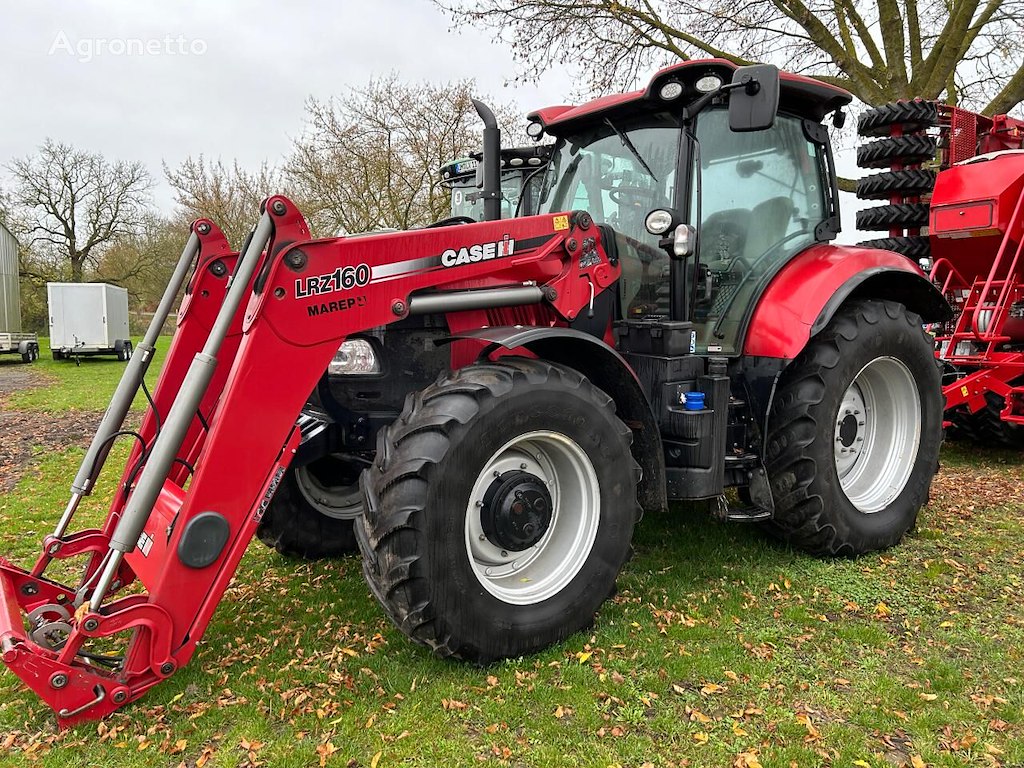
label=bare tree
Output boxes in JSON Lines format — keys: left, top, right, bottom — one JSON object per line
{"left": 286, "top": 75, "right": 520, "bottom": 235}
{"left": 5, "top": 139, "right": 153, "bottom": 282}
{"left": 93, "top": 213, "right": 186, "bottom": 304}
{"left": 439, "top": 0, "right": 1024, "bottom": 114}
{"left": 164, "top": 157, "right": 284, "bottom": 246}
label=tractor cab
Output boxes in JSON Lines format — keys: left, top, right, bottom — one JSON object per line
{"left": 439, "top": 145, "right": 551, "bottom": 220}
{"left": 527, "top": 60, "right": 849, "bottom": 354}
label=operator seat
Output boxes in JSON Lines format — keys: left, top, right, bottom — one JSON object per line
{"left": 700, "top": 208, "right": 751, "bottom": 268}
{"left": 743, "top": 196, "right": 795, "bottom": 261}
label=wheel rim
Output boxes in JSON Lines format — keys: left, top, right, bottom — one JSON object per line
{"left": 465, "top": 430, "right": 601, "bottom": 605}
{"left": 294, "top": 460, "right": 363, "bottom": 520}
{"left": 833, "top": 356, "right": 922, "bottom": 513}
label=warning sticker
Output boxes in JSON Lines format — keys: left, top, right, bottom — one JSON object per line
{"left": 553, "top": 215, "right": 570, "bottom": 231}
{"left": 961, "top": 385, "right": 970, "bottom": 397}
{"left": 136, "top": 531, "right": 153, "bottom": 557}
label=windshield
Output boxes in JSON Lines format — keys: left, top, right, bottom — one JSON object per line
{"left": 538, "top": 115, "right": 680, "bottom": 318}
{"left": 692, "top": 109, "right": 826, "bottom": 354}
{"left": 449, "top": 170, "right": 533, "bottom": 220}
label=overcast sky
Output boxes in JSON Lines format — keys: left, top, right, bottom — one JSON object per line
{"left": 0, "top": 0, "right": 863, "bottom": 238}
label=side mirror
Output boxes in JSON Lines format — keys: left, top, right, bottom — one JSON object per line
{"left": 728, "top": 64, "right": 780, "bottom": 132}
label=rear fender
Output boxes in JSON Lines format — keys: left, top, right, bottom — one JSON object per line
{"left": 446, "top": 326, "right": 667, "bottom": 515}
{"left": 744, "top": 243, "right": 951, "bottom": 359}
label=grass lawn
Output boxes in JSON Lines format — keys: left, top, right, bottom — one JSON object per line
{"left": 0, "top": 341, "right": 1022, "bottom": 767}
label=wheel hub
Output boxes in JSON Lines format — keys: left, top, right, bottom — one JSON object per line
{"left": 833, "top": 356, "right": 922, "bottom": 513}
{"left": 838, "top": 413, "right": 859, "bottom": 447}
{"left": 481, "top": 471, "right": 552, "bottom": 551}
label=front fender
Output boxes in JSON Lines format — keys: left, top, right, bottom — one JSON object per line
{"left": 445, "top": 326, "right": 667, "bottom": 515}
{"left": 744, "top": 243, "right": 951, "bottom": 359}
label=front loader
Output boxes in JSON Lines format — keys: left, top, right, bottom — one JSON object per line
{"left": 2, "top": 61, "right": 950, "bottom": 726}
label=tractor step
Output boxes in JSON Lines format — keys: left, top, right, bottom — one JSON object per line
{"left": 723, "top": 506, "right": 773, "bottom": 523}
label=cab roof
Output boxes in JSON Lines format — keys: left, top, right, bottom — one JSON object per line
{"left": 527, "top": 59, "right": 852, "bottom": 134}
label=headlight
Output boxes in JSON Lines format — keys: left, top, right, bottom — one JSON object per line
{"left": 659, "top": 81, "right": 684, "bottom": 100}
{"left": 645, "top": 208, "right": 675, "bottom": 236}
{"left": 695, "top": 74, "right": 723, "bottom": 93}
{"left": 328, "top": 339, "right": 380, "bottom": 375}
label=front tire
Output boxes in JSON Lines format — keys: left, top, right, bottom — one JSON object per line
{"left": 358, "top": 358, "right": 640, "bottom": 662}
{"left": 763, "top": 300, "right": 942, "bottom": 556}
{"left": 256, "top": 458, "right": 362, "bottom": 558}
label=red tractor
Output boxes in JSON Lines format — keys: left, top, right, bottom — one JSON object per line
{"left": 0, "top": 60, "right": 949, "bottom": 726}
{"left": 855, "top": 101, "right": 1024, "bottom": 445}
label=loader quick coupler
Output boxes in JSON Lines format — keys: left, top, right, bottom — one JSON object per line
{"left": 1, "top": 194, "right": 622, "bottom": 725}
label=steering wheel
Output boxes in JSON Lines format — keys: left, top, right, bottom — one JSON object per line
{"left": 609, "top": 186, "right": 657, "bottom": 205}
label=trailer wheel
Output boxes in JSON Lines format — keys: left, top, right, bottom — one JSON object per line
{"left": 256, "top": 459, "right": 361, "bottom": 558}
{"left": 857, "top": 236, "right": 931, "bottom": 263}
{"left": 857, "top": 100, "right": 938, "bottom": 138}
{"left": 856, "top": 169, "right": 937, "bottom": 200}
{"left": 856, "top": 203, "right": 930, "bottom": 231}
{"left": 115, "top": 340, "right": 133, "bottom": 362}
{"left": 947, "top": 388, "right": 1024, "bottom": 448}
{"left": 857, "top": 135, "right": 937, "bottom": 169}
{"left": 358, "top": 358, "right": 639, "bottom": 662}
{"left": 763, "top": 300, "right": 942, "bottom": 556}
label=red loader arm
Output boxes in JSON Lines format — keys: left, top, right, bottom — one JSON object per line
{"left": 0, "top": 198, "right": 618, "bottom": 726}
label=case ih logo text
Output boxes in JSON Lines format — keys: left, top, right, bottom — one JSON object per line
{"left": 441, "top": 236, "right": 515, "bottom": 267}
{"left": 295, "top": 264, "right": 371, "bottom": 298}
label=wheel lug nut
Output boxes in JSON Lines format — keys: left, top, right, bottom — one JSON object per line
{"left": 493, "top": 471, "right": 501, "bottom": 478}
{"left": 520, "top": 463, "right": 527, "bottom": 470}
{"left": 858, "top": 421, "right": 865, "bottom": 426}
{"left": 501, "top": 550, "right": 508, "bottom": 558}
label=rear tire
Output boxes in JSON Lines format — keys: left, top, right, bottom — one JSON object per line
{"left": 256, "top": 459, "right": 361, "bottom": 559}
{"left": 358, "top": 358, "right": 639, "bottom": 662}
{"left": 762, "top": 300, "right": 943, "bottom": 556}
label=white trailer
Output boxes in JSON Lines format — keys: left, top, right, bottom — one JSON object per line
{"left": 0, "top": 222, "right": 39, "bottom": 363}
{"left": 47, "top": 282, "right": 133, "bottom": 361}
